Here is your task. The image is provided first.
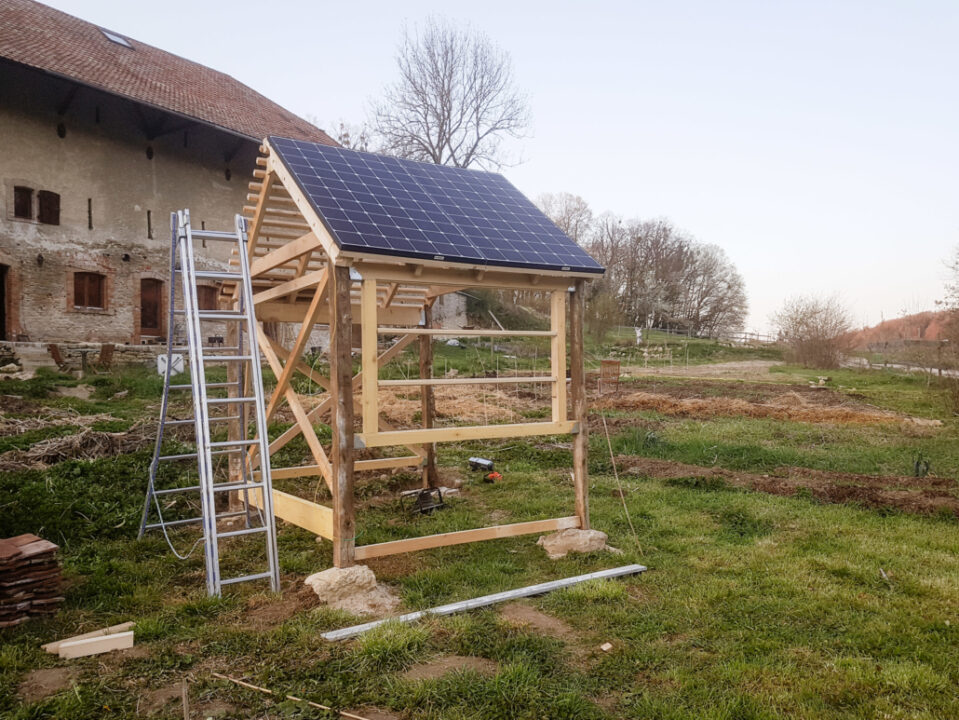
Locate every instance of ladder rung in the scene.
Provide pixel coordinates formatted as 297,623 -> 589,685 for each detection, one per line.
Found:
207,396 -> 257,404
165,415 -> 241,426
155,485 -> 201,495
221,571 -> 273,586
142,510 -> 248,531
217,526 -> 268,539
169,382 -> 241,390
202,355 -> 253,362
158,449 -> 242,461
198,312 -> 248,321
211,480 -> 267,493
191,229 -> 238,241
171,346 -> 241,353
209,439 -> 259,449
194,270 -> 242,280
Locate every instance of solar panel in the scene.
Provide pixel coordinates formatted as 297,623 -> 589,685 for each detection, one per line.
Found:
268,136 -> 604,275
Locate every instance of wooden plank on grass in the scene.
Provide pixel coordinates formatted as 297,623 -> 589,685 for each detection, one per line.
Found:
43,622 -> 134,654
59,631 -> 134,659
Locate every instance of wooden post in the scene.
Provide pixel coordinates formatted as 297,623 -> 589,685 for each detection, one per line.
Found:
550,290 -> 567,423
420,301 -> 439,487
331,265 -> 355,567
569,280 -> 589,530
360,277 -> 379,437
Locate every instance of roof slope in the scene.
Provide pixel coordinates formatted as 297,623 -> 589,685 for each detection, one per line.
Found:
270,136 -> 605,275
0,0 -> 336,144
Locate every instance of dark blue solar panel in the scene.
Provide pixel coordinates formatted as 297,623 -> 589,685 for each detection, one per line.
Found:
268,136 -> 604,274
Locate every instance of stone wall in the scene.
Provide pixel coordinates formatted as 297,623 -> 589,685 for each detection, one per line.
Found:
0,60 -> 257,345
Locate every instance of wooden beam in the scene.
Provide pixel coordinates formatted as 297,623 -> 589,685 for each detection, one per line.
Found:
355,260 -> 581,289
360,277 -> 379,436
258,333 -> 333,490
268,338 -> 330,390
249,231 -> 321,278
246,170 -> 275,257
420,301 -> 438,488
354,516 -> 581,560
330,265 -> 355,567
361,420 -> 577,448
253,269 -> 327,305
379,376 -> 555,387
257,302 -> 420,326
261,334 -> 417,459
264,269 -> 329,422
569,280 -> 589,530
382,282 -> 400,308
550,290 -> 568,423
249,489 -> 334,540
358,455 -> 423,471
377,328 -> 555,337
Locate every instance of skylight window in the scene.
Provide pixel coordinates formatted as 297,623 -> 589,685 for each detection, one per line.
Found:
100,28 -> 132,48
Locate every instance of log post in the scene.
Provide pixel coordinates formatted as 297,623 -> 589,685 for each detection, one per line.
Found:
331,264 -> 355,567
420,301 -> 439,488
569,280 -> 590,530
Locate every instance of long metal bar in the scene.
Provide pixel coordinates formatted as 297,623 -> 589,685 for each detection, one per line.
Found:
321,564 -> 647,641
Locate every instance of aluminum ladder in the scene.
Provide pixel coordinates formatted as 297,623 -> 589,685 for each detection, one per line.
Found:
138,210 -> 280,596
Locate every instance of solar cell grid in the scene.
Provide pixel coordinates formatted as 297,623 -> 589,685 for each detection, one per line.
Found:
268,136 -> 603,273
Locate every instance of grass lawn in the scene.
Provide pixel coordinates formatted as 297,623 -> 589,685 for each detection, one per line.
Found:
1,353 -> 957,719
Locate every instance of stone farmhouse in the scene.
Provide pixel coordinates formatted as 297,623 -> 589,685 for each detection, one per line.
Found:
0,0 -> 338,346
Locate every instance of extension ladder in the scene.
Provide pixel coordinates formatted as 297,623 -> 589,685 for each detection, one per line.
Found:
138,210 -> 280,596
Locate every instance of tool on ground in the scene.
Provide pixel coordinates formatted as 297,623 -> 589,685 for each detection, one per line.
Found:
138,210 -> 279,597
482,471 -> 502,483
468,457 -> 494,472
400,487 -> 446,514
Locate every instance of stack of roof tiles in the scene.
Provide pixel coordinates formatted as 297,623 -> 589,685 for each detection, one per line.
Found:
0,534 -> 63,627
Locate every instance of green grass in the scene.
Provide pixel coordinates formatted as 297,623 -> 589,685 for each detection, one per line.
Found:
2,360 -> 959,718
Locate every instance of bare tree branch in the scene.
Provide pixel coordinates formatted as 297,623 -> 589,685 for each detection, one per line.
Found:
372,18 -> 530,169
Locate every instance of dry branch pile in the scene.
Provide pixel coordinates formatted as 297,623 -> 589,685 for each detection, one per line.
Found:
0,409 -> 119,437
0,534 -> 63,628
594,391 -> 904,425
0,423 -> 154,471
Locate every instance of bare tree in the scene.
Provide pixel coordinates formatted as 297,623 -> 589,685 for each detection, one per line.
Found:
373,18 -> 530,169
772,295 -> 853,368
331,120 -> 372,152
537,192 -> 594,244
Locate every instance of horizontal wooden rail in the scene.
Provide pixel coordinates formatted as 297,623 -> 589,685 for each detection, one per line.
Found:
248,489 -> 333,539
377,328 -> 556,337
379,376 -> 556,387
354,516 -> 581,560
262,455 -> 422,480
360,420 -> 577,448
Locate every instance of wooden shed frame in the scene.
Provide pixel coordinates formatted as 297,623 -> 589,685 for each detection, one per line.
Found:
233,139 -> 596,568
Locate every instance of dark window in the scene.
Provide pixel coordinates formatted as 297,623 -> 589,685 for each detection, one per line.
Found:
37,191 -> 60,225
74,272 -> 105,309
13,186 -> 32,219
140,279 -> 162,332
197,286 -> 218,311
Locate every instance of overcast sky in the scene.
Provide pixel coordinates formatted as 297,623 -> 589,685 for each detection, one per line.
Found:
43,0 -> 959,332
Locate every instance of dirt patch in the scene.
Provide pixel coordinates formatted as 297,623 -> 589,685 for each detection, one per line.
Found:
621,456 -> 959,516
244,581 -> 320,629
55,384 -> 94,400
595,390 -> 903,426
402,655 -> 499,681
138,684 -> 182,714
18,667 -> 79,702
346,709 -> 401,720
499,601 -> 576,639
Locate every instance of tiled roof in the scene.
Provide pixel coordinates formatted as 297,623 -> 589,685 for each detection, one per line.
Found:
0,0 -> 337,145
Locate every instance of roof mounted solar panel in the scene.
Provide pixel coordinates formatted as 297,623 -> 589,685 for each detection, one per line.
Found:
268,136 -> 604,275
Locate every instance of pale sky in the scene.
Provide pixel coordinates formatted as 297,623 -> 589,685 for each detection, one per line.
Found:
41,0 -> 959,332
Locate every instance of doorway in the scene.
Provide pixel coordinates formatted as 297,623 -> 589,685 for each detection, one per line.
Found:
140,278 -> 162,339
0,265 -> 8,340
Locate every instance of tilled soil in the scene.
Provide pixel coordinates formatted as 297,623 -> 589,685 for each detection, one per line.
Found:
620,456 -> 959,516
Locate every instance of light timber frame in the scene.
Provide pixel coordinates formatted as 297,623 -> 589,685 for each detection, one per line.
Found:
229,139 -> 597,568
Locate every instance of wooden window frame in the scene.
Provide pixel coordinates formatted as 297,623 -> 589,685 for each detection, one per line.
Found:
13,186 -> 33,220
37,191 -> 60,226
73,272 -> 107,311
